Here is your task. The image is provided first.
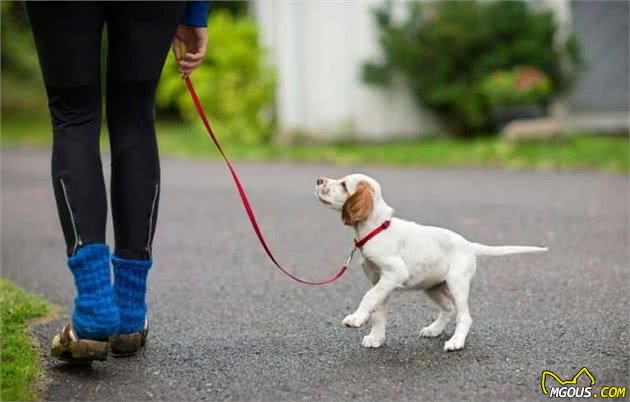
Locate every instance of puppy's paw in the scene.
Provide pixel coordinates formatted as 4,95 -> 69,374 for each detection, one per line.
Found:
362,334 -> 385,348
342,312 -> 368,328
443,335 -> 465,352
419,325 -> 443,338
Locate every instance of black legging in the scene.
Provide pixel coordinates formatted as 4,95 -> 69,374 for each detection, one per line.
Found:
26,2 -> 184,259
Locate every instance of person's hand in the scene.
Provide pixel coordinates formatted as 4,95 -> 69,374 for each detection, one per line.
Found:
171,25 -> 208,78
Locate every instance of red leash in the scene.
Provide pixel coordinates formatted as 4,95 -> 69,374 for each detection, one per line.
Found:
184,77 -> 349,285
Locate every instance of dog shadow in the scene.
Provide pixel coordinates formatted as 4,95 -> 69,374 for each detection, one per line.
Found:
338,331 -> 497,372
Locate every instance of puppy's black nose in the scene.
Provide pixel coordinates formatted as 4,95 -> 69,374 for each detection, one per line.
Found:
316,178 -> 324,186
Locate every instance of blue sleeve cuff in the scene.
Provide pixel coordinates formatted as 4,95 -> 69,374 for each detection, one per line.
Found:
182,1 -> 210,27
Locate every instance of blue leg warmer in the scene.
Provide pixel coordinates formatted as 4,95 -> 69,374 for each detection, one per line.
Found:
68,244 -> 119,340
112,256 -> 151,334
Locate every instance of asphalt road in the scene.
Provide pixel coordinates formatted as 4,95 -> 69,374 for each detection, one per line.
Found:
2,149 -> 628,401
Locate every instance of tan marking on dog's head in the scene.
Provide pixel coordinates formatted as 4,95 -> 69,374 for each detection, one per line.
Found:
342,181 -> 374,226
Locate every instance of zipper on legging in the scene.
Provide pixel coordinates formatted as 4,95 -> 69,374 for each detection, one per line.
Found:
59,178 -> 83,255
145,183 -> 159,257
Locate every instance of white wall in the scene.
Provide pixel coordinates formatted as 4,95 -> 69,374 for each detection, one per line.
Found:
252,0 -> 440,143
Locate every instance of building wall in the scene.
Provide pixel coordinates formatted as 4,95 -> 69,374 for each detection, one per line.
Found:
252,0 -> 440,143
568,0 -> 629,113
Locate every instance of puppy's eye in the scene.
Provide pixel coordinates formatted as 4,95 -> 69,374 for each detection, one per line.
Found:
341,181 -> 348,192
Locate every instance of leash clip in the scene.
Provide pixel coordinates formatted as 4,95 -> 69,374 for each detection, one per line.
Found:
345,247 -> 357,268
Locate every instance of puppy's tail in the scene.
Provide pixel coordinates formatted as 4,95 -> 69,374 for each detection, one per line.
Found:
471,242 -> 548,257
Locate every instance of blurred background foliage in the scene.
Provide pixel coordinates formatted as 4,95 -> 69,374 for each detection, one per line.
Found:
157,11 -> 275,145
1,1 -> 275,146
1,1 -> 47,118
481,67 -> 553,108
1,2 -> 39,80
363,0 -> 581,137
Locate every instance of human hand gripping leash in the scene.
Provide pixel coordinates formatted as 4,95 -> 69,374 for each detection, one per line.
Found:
184,77 -> 351,285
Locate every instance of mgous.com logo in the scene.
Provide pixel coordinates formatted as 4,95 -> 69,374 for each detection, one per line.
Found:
540,367 -> 626,398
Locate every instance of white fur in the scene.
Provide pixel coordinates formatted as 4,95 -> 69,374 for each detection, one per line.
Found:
316,173 -> 547,351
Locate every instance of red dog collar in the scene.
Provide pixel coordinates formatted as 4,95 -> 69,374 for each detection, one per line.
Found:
354,220 -> 391,248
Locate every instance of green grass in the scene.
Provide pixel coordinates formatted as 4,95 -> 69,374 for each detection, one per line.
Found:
0,279 -> 54,402
1,116 -> 627,173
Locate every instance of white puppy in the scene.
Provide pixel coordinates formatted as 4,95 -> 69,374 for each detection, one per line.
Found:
315,173 -> 547,351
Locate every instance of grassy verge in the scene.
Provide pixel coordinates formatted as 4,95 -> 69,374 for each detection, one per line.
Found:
1,116 -> 627,173
0,279 -> 54,402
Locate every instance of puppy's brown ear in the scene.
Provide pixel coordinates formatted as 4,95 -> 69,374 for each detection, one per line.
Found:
342,181 -> 374,226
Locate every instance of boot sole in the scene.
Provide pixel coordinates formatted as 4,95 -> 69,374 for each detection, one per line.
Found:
110,322 -> 149,357
51,333 -> 109,362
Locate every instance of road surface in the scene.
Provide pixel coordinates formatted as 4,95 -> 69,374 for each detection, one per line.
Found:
2,149 -> 628,401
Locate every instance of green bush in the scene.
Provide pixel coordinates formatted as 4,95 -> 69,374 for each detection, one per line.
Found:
157,11 -> 276,145
481,66 -> 553,107
363,1 -> 580,136
1,2 -> 41,80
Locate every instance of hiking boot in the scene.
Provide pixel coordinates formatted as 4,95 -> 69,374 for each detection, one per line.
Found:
110,318 -> 149,357
51,323 -> 109,363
